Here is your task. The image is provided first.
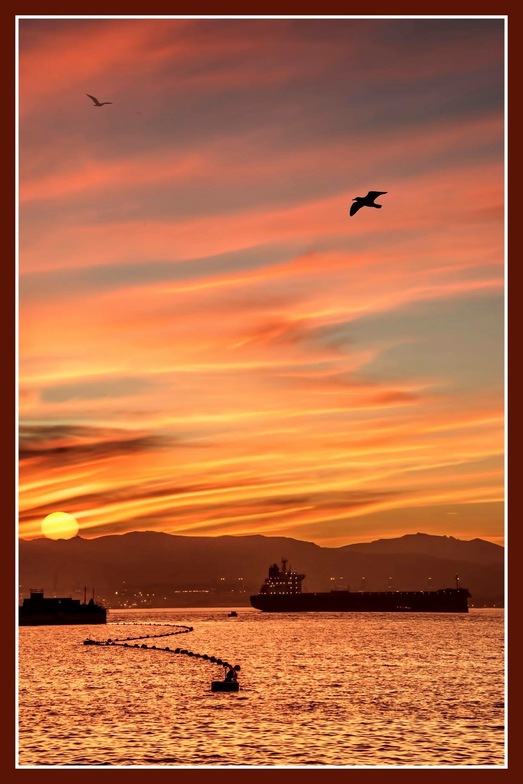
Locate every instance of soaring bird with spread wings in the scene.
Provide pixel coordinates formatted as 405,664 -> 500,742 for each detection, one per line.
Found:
350,191 -> 387,217
86,94 -> 113,107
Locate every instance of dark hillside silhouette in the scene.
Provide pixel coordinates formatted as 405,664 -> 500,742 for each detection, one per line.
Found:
18,531 -> 504,608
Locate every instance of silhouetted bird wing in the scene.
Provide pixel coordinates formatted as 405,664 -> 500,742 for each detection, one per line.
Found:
350,201 -> 363,217
86,94 -> 112,106
367,191 -> 387,199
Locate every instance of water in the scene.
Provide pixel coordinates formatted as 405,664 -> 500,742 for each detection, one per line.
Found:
17,608 -> 505,768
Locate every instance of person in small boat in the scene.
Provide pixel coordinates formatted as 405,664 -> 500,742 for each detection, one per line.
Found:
224,666 -> 238,682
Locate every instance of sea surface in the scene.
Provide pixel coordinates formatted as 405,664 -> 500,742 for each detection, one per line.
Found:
17,607 -> 505,768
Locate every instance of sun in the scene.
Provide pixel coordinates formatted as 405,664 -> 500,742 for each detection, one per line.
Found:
41,512 -> 79,540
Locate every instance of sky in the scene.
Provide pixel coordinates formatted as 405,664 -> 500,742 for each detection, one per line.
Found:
17,16 -> 506,547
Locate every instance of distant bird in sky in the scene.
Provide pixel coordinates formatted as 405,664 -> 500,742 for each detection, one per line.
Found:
350,191 -> 387,217
86,93 -> 112,107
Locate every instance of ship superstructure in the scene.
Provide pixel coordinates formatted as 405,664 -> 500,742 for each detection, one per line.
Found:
259,559 -> 305,595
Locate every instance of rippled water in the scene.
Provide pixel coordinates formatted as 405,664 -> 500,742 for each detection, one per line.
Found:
17,608 -> 505,768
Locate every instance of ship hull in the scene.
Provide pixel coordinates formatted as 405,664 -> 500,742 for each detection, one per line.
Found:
19,611 -> 107,626
250,588 -> 470,613
19,593 -> 107,626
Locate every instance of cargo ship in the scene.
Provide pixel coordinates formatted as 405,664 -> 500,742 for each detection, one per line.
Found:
19,588 -> 107,626
250,560 -> 471,613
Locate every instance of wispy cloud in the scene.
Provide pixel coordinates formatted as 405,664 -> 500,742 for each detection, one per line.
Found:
19,423 -> 172,463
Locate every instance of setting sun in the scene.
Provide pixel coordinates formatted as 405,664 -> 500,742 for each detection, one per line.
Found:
40,512 -> 79,540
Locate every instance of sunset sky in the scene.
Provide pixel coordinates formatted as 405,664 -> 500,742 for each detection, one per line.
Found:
17,16 -> 506,546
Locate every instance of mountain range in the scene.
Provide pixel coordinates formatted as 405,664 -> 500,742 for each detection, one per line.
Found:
18,531 -> 504,608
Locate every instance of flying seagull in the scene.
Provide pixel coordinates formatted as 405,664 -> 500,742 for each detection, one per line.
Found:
350,191 -> 387,217
86,93 -> 113,107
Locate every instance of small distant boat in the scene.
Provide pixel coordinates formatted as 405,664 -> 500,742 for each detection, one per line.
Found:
228,611 -> 238,617
19,588 -> 107,626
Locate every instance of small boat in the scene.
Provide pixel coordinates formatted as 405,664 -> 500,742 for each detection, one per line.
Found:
211,680 -> 240,692
228,611 -> 238,617
212,663 -> 241,691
